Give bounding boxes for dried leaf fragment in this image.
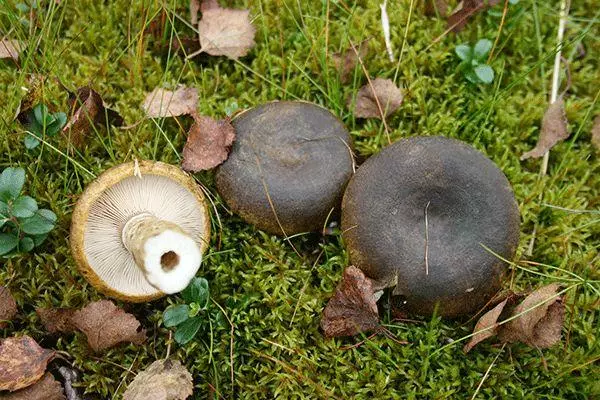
[123,359,193,400]
[320,266,379,338]
[463,299,507,353]
[181,115,236,171]
[198,7,256,60]
[0,373,65,400]
[591,115,600,151]
[0,40,23,61]
[332,40,369,83]
[499,283,564,348]
[0,286,17,329]
[143,87,199,118]
[424,0,448,17]
[521,99,569,160]
[63,87,123,148]
[0,336,55,391]
[36,308,76,334]
[70,300,146,352]
[350,78,403,119]
[447,0,500,32]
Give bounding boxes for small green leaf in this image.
[455,45,472,61]
[0,201,8,217]
[465,70,480,84]
[19,237,35,252]
[20,209,56,235]
[181,277,210,307]
[473,39,493,61]
[174,316,203,345]
[0,167,26,201]
[33,104,49,125]
[189,302,202,317]
[163,304,190,328]
[16,3,29,12]
[54,112,67,129]
[24,134,41,149]
[0,233,19,256]
[31,234,48,247]
[474,64,494,84]
[12,196,38,218]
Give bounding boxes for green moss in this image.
[1,0,599,398]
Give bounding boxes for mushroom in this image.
[342,136,520,317]
[215,101,354,235]
[70,161,210,302]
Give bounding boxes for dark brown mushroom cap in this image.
[342,136,520,317]
[216,101,354,235]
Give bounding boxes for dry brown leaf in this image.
[181,114,236,171]
[424,0,448,17]
[0,287,17,329]
[320,266,380,338]
[591,115,600,151]
[0,40,23,61]
[70,300,146,352]
[0,336,55,392]
[63,87,123,148]
[463,299,508,353]
[521,99,569,160]
[447,0,500,32]
[0,373,65,400]
[499,283,564,348]
[36,308,76,334]
[198,7,256,60]
[332,40,369,83]
[350,78,403,119]
[123,359,193,400]
[143,87,199,118]
[200,0,220,12]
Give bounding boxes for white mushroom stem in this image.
[122,213,202,294]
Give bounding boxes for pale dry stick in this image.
[424,201,431,276]
[527,0,570,256]
[113,351,140,400]
[380,0,394,62]
[349,39,391,143]
[471,343,506,400]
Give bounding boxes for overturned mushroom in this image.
[216,101,354,235]
[70,161,210,302]
[341,136,520,317]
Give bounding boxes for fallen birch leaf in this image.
[181,115,236,171]
[70,300,146,352]
[36,308,76,334]
[350,78,403,119]
[198,7,256,60]
[332,40,369,83]
[463,299,507,353]
[521,99,569,160]
[0,286,17,329]
[123,359,193,400]
[0,336,55,391]
[63,87,123,148]
[447,0,499,32]
[320,266,379,338]
[0,40,23,61]
[0,373,65,400]
[143,87,198,118]
[499,283,564,348]
[591,115,600,151]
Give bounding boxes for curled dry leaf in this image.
[499,283,564,348]
[63,87,123,148]
[0,373,65,400]
[521,98,569,160]
[0,40,23,61]
[36,308,76,334]
[320,266,380,338]
[463,299,507,353]
[123,359,193,400]
[447,0,499,32]
[591,115,600,151]
[143,87,199,118]
[181,114,236,171]
[70,300,146,352]
[198,7,256,60]
[0,286,17,329]
[332,40,369,83]
[350,78,403,119]
[0,336,55,392]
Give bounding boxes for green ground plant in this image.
[0,0,599,398]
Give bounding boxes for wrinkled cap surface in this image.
[342,136,520,317]
[216,101,354,235]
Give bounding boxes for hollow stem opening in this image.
[160,251,180,271]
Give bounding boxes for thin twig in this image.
[424,201,431,276]
[471,344,506,400]
[488,0,510,62]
